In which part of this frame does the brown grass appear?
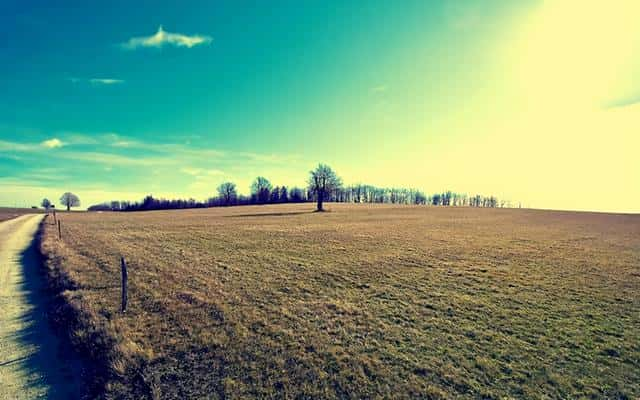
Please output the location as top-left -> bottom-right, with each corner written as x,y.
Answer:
0,207 -> 43,222
40,204 -> 640,399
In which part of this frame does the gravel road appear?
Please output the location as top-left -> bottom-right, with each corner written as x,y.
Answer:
0,214 -> 81,399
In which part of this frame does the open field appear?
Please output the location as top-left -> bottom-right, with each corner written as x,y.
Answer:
41,204 -> 640,399
0,207 -> 43,223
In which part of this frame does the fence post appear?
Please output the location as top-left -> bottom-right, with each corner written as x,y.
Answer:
57,220 -> 61,240
53,209 -> 57,225
121,257 -> 128,313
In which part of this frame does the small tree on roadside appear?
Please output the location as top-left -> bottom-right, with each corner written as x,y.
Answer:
41,198 -> 52,210
60,192 -> 80,211
217,182 -> 237,206
308,164 -> 342,211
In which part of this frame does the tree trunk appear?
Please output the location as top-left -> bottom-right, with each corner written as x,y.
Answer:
66,203 -> 70,211
317,190 -> 323,211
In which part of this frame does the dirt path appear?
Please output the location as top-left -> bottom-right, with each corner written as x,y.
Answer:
0,214 -> 81,399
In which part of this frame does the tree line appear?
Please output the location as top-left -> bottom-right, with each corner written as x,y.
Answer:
86,164 -> 508,212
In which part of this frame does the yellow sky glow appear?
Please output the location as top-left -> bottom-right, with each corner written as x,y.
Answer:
444,0 -> 640,212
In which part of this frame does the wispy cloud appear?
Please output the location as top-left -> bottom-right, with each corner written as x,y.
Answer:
181,167 -> 204,176
0,140 -> 38,152
60,133 -> 101,145
89,78 -> 124,85
65,151 -> 174,167
109,137 -> 137,148
181,167 -> 224,177
104,134 -> 225,159
2,134 -> 301,174
604,92 -> 640,109
41,138 -> 64,148
121,26 -> 212,50
237,152 -> 301,164
10,169 -> 70,183
69,77 -> 125,86
0,138 -> 167,166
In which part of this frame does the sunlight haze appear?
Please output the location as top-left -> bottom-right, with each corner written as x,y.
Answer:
1,0 -> 638,212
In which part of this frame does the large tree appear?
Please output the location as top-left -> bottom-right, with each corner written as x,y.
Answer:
60,192 -> 80,211
308,164 -> 342,211
251,177 -> 272,204
217,182 -> 237,206
41,198 -> 52,210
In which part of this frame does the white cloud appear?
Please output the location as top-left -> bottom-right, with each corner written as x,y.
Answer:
68,78 -> 125,86
111,139 -> 136,147
89,78 -> 125,85
121,26 -> 212,49
41,138 -> 64,149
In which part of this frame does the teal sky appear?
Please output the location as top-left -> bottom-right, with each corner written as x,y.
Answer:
1,1 -> 639,212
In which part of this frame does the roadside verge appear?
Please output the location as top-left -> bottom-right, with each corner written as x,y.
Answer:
38,217 -> 147,398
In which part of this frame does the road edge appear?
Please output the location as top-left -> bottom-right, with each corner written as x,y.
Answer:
37,216 -> 110,399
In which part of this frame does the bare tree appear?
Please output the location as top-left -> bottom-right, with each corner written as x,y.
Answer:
308,164 -> 342,211
60,192 -> 80,211
251,177 -> 272,204
279,186 -> 288,203
270,186 -> 281,203
217,182 -> 237,206
41,198 -> 51,210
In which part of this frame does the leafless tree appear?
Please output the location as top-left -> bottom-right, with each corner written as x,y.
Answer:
251,177 -> 272,204
217,182 -> 237,206
60,192 -> 80,211
308,164 -> 342,211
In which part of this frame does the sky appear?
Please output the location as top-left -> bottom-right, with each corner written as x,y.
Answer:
1,0 -> 638,212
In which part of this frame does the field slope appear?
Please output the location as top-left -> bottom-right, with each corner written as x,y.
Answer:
41,204 -> 640,399
0,207 -> 43,223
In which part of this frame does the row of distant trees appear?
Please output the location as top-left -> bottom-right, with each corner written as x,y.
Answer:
87,164 -> 507,212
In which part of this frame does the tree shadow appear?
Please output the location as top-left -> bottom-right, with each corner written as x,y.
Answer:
3,227 -> 84,399
225,211 -> 315,218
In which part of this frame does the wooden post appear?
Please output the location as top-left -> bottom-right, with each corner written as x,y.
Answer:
53,209 -> 57,225
57,220 -> 61,240
121,257 -> 128,313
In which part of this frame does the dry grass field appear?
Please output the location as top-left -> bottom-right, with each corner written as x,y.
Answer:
0,207 -> 42,222
40,204 -> 639,399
